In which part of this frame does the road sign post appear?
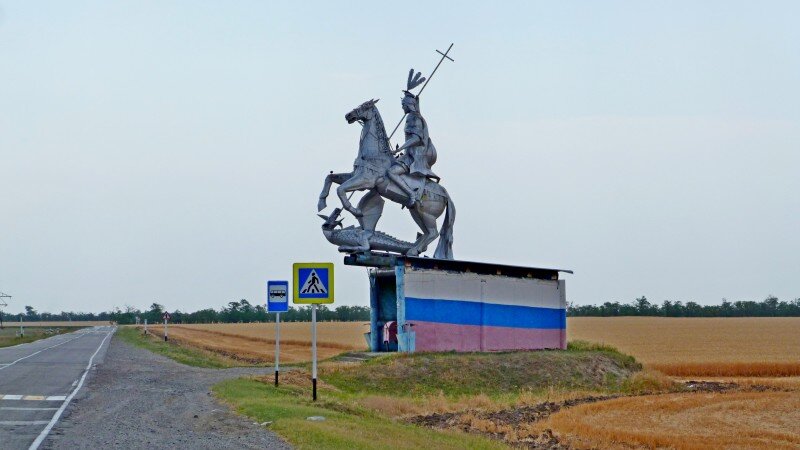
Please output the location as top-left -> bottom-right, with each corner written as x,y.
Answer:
275,312 -> 281,386
311,304 -> 317,401
144,319 -> 148,335
293,263 -> 334,401
163,312 -> 171,341
267,280 -> 289,386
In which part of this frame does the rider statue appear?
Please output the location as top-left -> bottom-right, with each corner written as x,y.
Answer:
387,70 -> 439,208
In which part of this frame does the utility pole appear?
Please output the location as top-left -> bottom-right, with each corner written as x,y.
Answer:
0,292 -> 9,329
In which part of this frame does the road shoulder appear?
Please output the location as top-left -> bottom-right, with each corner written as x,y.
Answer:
42,335 -> 290,449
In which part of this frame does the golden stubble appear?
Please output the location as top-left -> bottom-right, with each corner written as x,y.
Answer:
544,391 -> 800,449
145,322 -> 367,363
568,317 -> 800,376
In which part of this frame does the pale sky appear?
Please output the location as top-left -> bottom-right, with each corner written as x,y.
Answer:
1,1 -> 798,314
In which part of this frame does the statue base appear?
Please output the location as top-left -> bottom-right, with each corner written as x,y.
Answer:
344,252 -> 572,353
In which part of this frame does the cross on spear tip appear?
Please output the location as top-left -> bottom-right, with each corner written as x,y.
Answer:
387,43 -> 455,141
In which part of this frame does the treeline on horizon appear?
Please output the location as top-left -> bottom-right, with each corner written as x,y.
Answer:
3,295 -> 800,326
568,295 -> 800,317
0,300 -> 371,325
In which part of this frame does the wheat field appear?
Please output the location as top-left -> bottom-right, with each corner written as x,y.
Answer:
7,321 -> 110,327
140,317 -> 800,372
568,317 -> 800,376
145,322 -> 368,363
543,391 -> 800,449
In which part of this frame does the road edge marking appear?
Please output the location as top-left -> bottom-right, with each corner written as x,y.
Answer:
28,327 -> 115,450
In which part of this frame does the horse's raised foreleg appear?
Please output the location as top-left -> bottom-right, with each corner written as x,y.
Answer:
318,172 -> 353,212
336,174 -> 375,218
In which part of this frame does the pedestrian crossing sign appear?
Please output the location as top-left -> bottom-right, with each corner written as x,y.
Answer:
293,262 -> 334,304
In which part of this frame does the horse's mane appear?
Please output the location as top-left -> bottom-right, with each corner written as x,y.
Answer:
370,105 -> 391,154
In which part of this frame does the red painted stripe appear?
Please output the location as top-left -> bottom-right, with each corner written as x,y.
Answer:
409,321 -> 566,352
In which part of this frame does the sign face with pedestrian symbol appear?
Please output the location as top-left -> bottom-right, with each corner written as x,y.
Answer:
267,280 -> 289,312
293,262 -> 334,304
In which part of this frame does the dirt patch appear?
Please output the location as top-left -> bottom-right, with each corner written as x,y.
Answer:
683,380 -> 783,393
408,396 -> 619,448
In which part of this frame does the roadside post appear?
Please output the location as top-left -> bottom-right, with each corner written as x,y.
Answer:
293,263 -> 334,401
20,316 -> 24,337
267,280 -> 289,386
163,312 -> 171,341
144,319 -> 148,335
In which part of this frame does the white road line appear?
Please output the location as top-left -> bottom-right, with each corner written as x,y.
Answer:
0,421 -> 51,426
1,407 -> 59,411
0,395 -> 66,401
28,328 -> 114,450
0,334 -> 87,372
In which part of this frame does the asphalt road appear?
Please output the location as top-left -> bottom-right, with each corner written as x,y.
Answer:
1,328 -> 289,449
0,326 -> 114,449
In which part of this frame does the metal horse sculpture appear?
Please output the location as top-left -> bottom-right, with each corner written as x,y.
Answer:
317,99 -> 455,259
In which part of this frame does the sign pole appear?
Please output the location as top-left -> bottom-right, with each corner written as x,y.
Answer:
164,318 -> 168,341
144,319 -> 148,335
311,304 -> 318,401
20,316 -> 24,337
292,263 -> 333,401
275,312 -> 280,386
267,280 -> 289,386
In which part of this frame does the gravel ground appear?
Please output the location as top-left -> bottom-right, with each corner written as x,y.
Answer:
42,336 -> 291,449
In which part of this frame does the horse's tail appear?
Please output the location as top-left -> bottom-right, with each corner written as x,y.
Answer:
434,195 -> 455,260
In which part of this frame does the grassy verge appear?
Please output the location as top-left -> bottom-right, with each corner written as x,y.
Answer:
325,342 -> 642,397
0,326 -> 85,348
214,377 -> 506,450
115,327 -> 245,368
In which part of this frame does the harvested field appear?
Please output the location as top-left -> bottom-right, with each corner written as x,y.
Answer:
143,322 -> 367,363
543,390 -> 800,449
0,326 -> 85,347
6,320 -> 109,327
141,318 -> 800,374
568,317 -> 800,376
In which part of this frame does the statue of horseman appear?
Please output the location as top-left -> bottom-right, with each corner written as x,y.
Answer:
387,69 -> 440,208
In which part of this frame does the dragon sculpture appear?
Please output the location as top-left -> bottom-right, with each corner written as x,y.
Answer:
318,208 -> 417,254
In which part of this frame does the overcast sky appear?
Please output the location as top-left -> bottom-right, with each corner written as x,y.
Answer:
1,1 -> 798,314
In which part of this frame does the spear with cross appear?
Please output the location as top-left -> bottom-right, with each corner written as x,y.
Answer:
387,43 -> 455,141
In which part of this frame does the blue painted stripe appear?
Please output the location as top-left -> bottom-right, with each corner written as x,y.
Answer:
405,297 -> 566,329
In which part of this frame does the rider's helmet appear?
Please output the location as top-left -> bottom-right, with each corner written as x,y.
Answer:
401,91 -> 419,113
402,69 -> 425,113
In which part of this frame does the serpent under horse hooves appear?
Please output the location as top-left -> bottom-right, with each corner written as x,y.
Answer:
317,99 -> 455,259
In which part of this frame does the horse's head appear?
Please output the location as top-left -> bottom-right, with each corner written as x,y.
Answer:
345,99 -> 379,124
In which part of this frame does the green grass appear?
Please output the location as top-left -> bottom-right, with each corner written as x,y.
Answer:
323,345 -> 642,397
115,327 -> 244,368
214,377 -> 506,450
0,326 -> 85,348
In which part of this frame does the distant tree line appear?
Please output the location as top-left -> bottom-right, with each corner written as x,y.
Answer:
568,296 -> 800,317
6,295 -> 798,326
0,300 -> 371,326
